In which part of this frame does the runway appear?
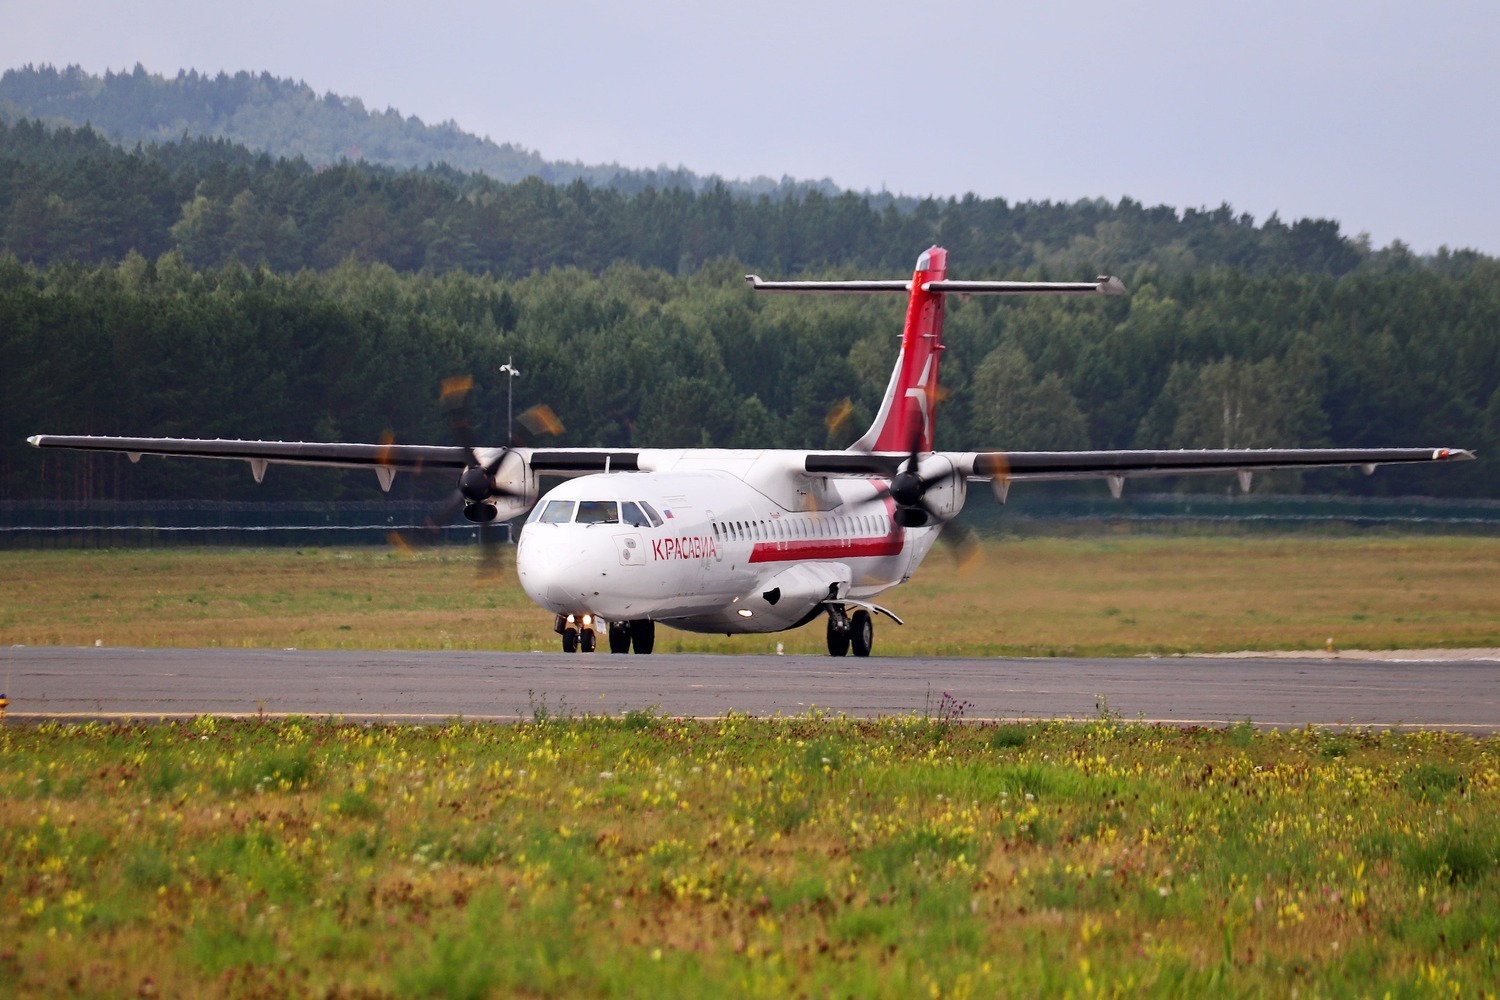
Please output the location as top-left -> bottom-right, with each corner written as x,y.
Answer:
4,645 -> 1499,731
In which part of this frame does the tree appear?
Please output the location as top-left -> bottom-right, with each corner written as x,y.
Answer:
1164,357 -> 1327,451
968,344 -> 1090,450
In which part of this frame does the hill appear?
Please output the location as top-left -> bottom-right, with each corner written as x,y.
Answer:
0,63 -> 837,199
5,113 -> 1478,281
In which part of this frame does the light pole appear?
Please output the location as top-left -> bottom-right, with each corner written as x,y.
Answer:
498,359 -> 521,544
498,358 -> 520,444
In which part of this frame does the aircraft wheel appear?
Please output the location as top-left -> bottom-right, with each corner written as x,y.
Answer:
608,623 -> 631,654
630,619 -> 655,654
826,616 -> 850,657
850,610 -> 874,657
562,628 -> 578,653
580,629 -> 597,653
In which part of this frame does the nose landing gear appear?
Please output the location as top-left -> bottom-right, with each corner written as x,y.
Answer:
555,613 -> 596,653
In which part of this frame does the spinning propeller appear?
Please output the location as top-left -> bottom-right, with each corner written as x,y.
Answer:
834,399 -> 1011,572
387,376 -> 562,575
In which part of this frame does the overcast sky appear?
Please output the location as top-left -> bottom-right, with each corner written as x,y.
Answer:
4,0 -> 1497,255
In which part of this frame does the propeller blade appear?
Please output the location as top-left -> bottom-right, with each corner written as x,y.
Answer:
975,452 -> 1011,502
477,520 -> 505,579
938,519 -> 983,573
512,404 -> 565,446
441,375 -> 479,454
825,398 -> 855,439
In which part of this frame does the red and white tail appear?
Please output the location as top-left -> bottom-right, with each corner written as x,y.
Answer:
851,246 -> 948,453
745,248 -> 1125,454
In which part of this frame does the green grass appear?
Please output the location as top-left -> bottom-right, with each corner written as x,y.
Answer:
3,535 -> 1499,655
2,716 -> 1499,997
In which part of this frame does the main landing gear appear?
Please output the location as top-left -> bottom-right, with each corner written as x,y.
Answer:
607,619 -> 655,655
554,614 -> 654,654
825,605 -> 874,658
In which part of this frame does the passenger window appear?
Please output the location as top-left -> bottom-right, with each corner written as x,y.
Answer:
539,500 -> 575,524
621,501 -> 650,527
576,500 -> 619,524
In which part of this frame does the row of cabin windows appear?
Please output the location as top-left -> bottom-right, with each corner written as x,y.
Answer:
530,500 -> 892,542
715,513 -> 890,543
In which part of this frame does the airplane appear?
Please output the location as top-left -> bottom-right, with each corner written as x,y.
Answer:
28,246 -> 1473,657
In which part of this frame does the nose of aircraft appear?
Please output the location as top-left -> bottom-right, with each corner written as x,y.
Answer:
516,527 -> 615,614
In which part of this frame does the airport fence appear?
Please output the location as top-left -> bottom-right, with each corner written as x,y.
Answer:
2,493 -> 1498,549
0,500 -> 509,549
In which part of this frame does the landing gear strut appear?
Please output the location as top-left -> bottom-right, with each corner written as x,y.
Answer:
826,605 -> 874,657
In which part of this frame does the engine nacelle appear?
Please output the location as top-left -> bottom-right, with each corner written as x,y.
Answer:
910,453 -> 966,521
461,448 -> 538,520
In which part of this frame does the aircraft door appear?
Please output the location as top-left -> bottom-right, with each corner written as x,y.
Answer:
707,512 -> 724,562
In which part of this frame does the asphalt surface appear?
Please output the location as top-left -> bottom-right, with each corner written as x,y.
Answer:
4,645 -> 1498,731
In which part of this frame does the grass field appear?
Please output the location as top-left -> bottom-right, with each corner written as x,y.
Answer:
4,536 -> 1499,996
2,535 -> 1498,655
3,715 -> 1498,997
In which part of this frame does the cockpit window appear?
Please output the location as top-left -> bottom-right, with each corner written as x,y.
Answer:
639,502 -> 664,527
539,500 -> 575,524
576,500 -> 620,525
621,501 -> 650,527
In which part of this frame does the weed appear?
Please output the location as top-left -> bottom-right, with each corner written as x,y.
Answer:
988,723 -> 1030,750
1404,828 -> 1500,884
1402,762 -> 1465,800
1228,719 -> 1256,749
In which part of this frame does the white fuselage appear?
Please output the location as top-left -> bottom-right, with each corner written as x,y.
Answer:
514,449 -> 950,634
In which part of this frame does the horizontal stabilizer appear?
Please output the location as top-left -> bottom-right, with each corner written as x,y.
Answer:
746,275 -> 1124,296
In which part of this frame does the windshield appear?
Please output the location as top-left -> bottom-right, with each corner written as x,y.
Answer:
531,498 -> 661,525
576,500 -> 620,524
538,500 -> 575,524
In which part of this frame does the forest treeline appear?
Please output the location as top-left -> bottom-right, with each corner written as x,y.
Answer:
5,250 -> 1496,503
0,116 -> 1494,504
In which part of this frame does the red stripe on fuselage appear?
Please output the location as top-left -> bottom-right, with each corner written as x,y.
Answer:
747,533 -> 903,563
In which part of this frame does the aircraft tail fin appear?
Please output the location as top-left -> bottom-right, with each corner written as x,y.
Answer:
853,247 -> 948,452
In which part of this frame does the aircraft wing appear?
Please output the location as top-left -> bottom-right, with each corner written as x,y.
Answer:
26,434 -> 469,488
968,447 -> 1475,498
26,435 -> 645,490
805,446 -> 1473,496
972,447 -> 1474,482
